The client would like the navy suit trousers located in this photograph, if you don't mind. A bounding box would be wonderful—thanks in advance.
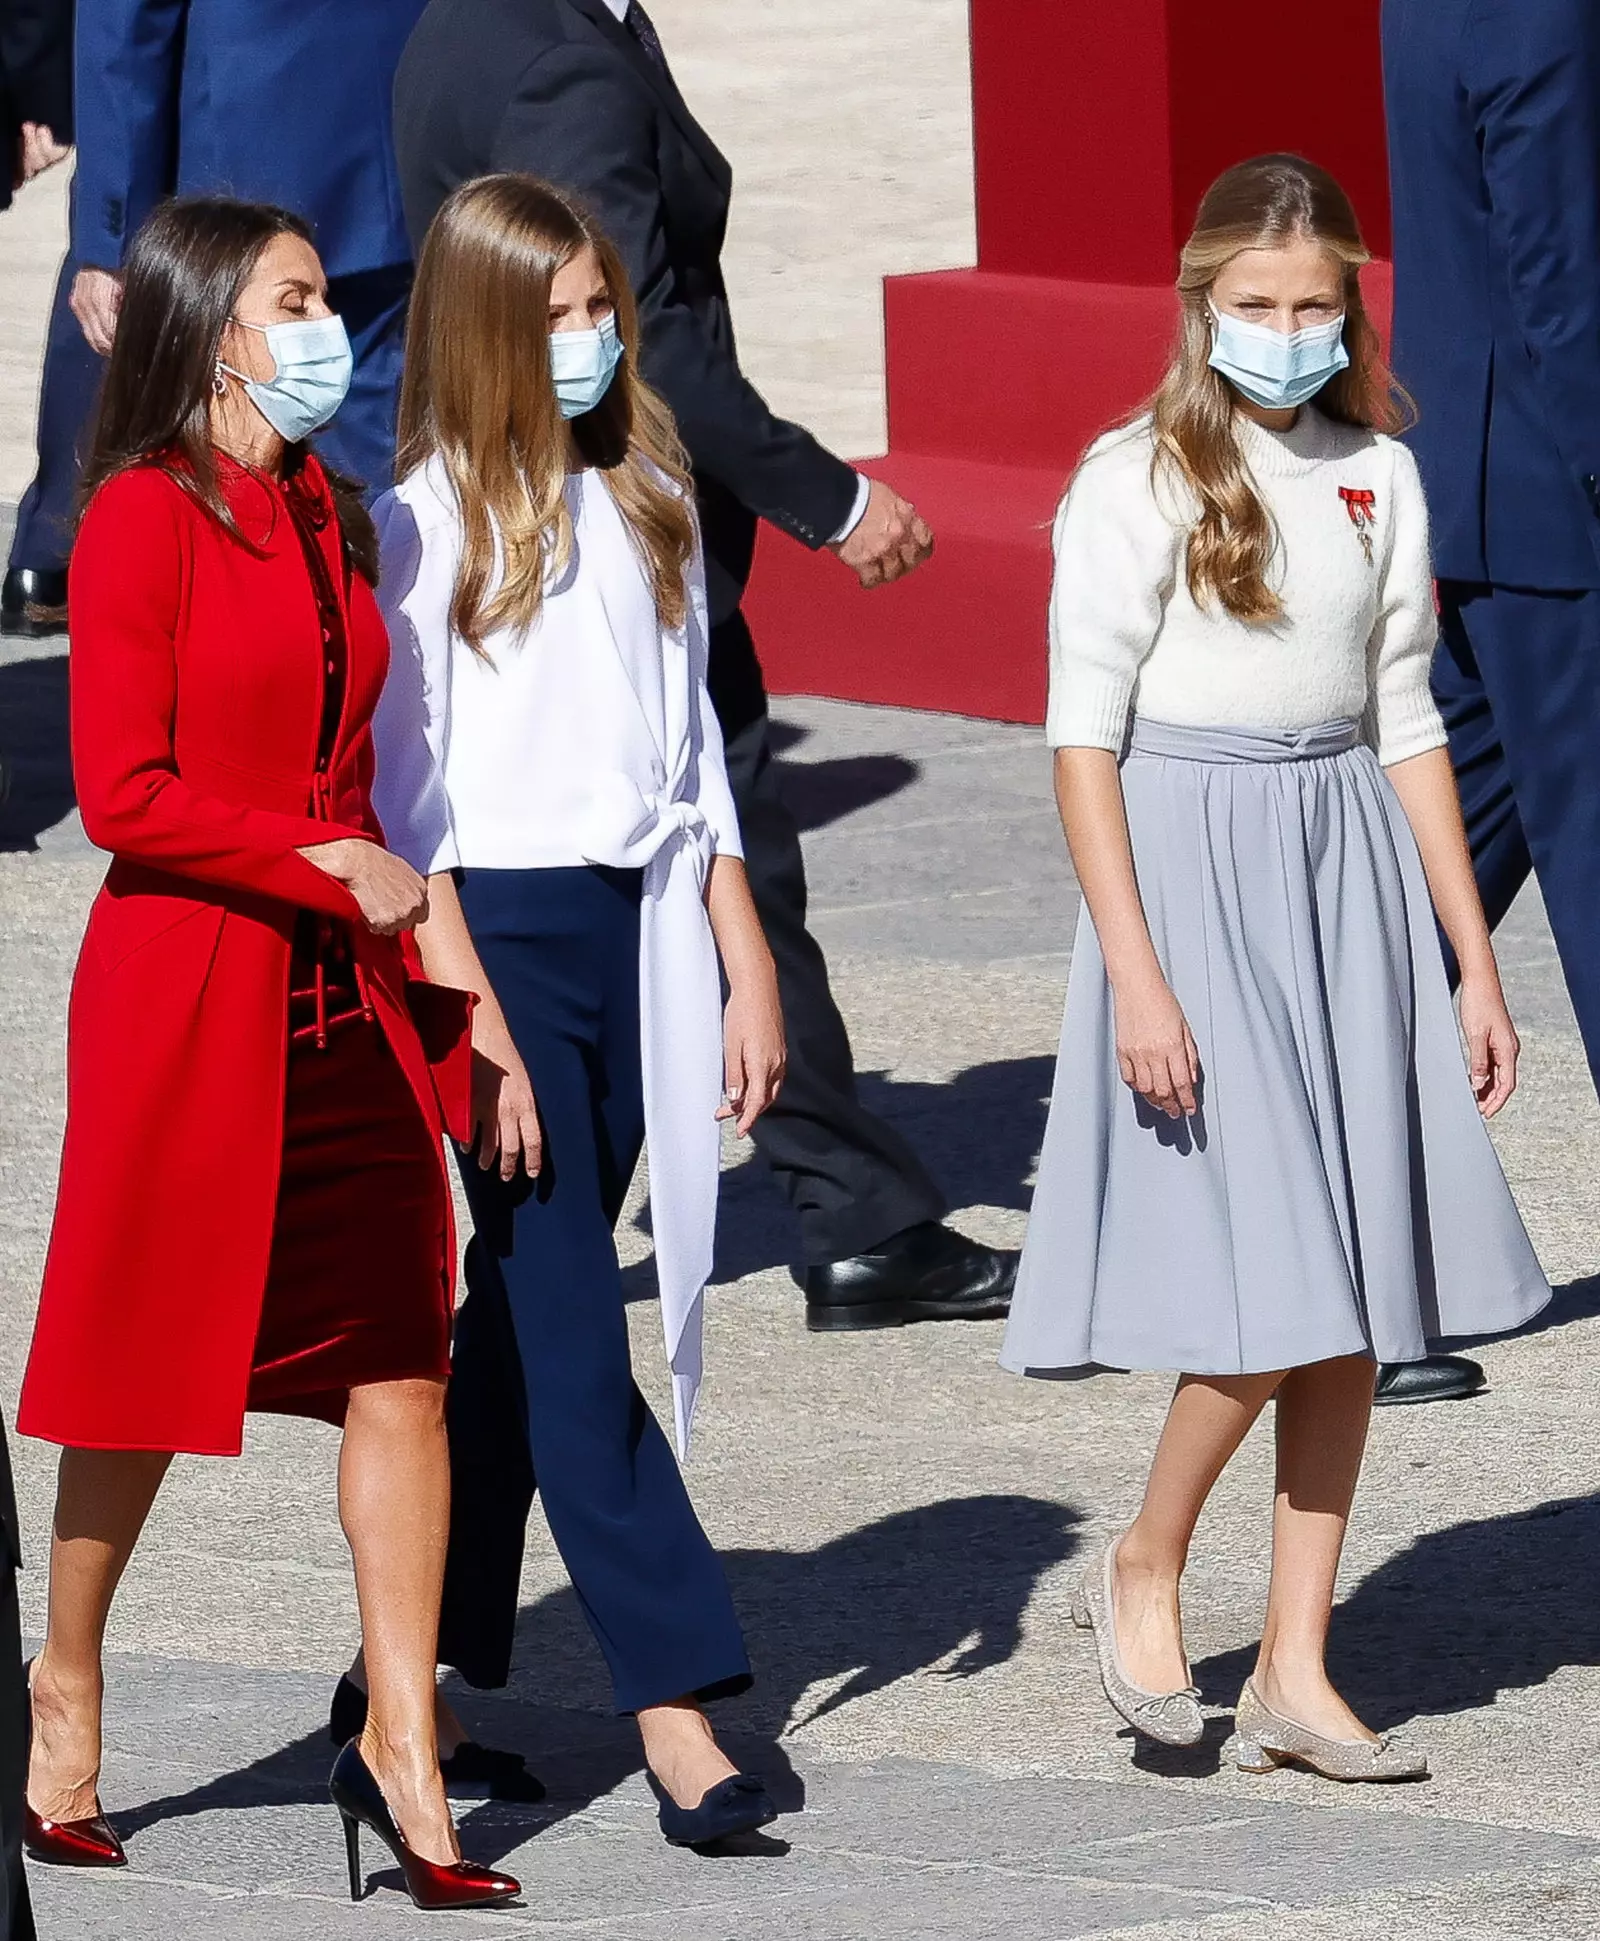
[435,864,750,1713]
[7,252,100,576]
[1435,581,1600,1095]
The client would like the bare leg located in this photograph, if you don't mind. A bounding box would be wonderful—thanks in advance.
[29,1448,173,1821]
[343,1647,468,1758]
[1252,1353,1377,1741]
[637,1699,739,1808]
[340,1378,458,1865]
[1114,1371,1284,1692]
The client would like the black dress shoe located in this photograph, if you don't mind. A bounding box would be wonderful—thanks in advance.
[798,1220,1017,1332]
[0,567,69,638]
[646,1770,778,1848]
[328,1674,545,1801]
[1374,1354,1486,1406]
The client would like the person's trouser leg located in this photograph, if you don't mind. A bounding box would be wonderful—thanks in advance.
[7,253,102,578]
[1439,582,1600,1096]
[438,866,749,1710]
[314,263,412,498]
[718,692,946,1263]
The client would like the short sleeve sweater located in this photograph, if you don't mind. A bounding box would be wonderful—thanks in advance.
[1044,407,1447,767]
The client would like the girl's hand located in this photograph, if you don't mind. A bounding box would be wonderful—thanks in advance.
[1114,973,1200,1119]
[468,1016,543,1181]
[1459,969,1519,1118]
[299,837,428,936]
[719,977,786,1137]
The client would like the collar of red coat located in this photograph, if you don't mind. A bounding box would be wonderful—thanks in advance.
[146,445,335,548]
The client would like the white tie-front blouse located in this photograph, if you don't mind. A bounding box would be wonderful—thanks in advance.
[369,456,742,1453]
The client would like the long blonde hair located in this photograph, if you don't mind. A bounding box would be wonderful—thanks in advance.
[1141,154,1411,625]
[397,174,695,655]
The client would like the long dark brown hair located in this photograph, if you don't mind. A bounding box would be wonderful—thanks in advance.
[397,174,696,657]
[1141,154,1411,624]
[79,196,378,581]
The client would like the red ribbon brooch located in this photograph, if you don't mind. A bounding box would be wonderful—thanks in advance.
[1339,487,1377,565]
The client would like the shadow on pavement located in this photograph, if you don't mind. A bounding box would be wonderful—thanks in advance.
[1192,1487,1600,1734]
[0,651,71,851]
[109,1495,1080,1869]
[623,1054,1054,1293]
[768,715,922,835]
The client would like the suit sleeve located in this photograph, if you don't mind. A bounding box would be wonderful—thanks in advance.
[0,0,75,137]
[70,0,186,269]
[1466,0,1600,519]
[69,471,369,916]
[490,44,859,550]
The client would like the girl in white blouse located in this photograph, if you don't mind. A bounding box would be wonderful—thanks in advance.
[1001,156,1546,1780]
[369,175,784,1847]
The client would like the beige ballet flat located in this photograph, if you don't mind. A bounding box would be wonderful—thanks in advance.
[1068,1541,1203,1747]
[1226,1679,1428,1782]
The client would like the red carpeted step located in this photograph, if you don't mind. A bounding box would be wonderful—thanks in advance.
[746,451,1066,724]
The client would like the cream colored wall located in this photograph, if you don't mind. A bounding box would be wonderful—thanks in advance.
[0,2,975,501]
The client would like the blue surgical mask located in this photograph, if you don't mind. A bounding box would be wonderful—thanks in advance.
[220,314,354,442]
[550,313,623,420]
[1207,305,1349,411]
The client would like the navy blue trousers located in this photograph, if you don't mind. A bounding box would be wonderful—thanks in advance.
[435,865,751,1713]
[1436,581,1600,1095]
[7,253,100,576]
[7,260,410,575]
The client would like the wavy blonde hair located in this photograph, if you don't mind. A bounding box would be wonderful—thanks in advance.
[397,174,695,656]
[1140,154,1412,625]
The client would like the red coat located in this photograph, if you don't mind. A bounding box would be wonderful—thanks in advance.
[18,455,468,1455]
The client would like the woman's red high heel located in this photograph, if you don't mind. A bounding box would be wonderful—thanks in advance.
[22,1802,127,1868]
[329,1738,521,1911]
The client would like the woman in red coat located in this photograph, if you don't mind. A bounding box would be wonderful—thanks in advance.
[16,198,518,1912]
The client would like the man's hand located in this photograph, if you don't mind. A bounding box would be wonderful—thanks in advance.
[831,477,935,588]
[71,268,124,355]
[15,123,71,190]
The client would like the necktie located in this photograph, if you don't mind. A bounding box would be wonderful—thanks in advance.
[623,0,669,73]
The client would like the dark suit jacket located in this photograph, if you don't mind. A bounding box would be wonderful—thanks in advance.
[72,0,426,278]
[0,0,73,214]
[1385,0,1600,589]
[393,0,859,728]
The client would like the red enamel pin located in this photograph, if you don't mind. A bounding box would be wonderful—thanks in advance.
[1339,487,1377,565]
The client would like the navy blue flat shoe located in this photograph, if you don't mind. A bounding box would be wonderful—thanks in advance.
[648,1770,779,1848]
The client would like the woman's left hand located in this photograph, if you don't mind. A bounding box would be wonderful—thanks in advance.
[1459,969,1519,1119]
[719,978,786,1136]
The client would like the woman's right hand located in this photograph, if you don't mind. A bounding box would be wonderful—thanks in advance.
[1114,972,1201,1119]
[469,1015,544,1182]
[298,837,429,936]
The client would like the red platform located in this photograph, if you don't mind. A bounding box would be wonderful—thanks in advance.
[745,0,1392,724]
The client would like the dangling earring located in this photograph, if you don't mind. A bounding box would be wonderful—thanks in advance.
[212,361,228,398]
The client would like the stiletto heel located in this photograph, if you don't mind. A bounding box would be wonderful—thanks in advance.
[23,1659,128,1869]
[341,1810,363,1901]
[329,1739,521,1910]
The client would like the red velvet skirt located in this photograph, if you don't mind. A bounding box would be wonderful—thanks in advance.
[247,959,451,1426]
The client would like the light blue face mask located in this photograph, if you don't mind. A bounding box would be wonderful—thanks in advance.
[550,313,623,420]
[1207,305,1350,411]
[220,313,354,442]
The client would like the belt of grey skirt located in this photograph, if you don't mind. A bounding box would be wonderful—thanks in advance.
[1000,718,1550,1379]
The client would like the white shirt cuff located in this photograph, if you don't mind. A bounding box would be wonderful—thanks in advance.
[829,472,873,545]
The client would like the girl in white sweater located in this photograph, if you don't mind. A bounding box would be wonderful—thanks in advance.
[1002,155,1546,1779]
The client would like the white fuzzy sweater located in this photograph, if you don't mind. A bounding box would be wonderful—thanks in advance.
[1045,408,1447,766]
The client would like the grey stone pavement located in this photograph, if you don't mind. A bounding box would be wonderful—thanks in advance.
[5,1,1600,1933]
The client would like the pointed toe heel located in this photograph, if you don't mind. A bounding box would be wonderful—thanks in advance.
[22,1803,128,1868]
[329,1739,522,1910]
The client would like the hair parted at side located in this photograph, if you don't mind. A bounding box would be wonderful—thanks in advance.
[1135,153,1413,625]
[398,173,696,656]
[79,196,377,581]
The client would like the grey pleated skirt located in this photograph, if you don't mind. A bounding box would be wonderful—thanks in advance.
[1001,718,1550,1378]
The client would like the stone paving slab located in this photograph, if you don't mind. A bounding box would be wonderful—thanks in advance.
[26,1653,1597,1940]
